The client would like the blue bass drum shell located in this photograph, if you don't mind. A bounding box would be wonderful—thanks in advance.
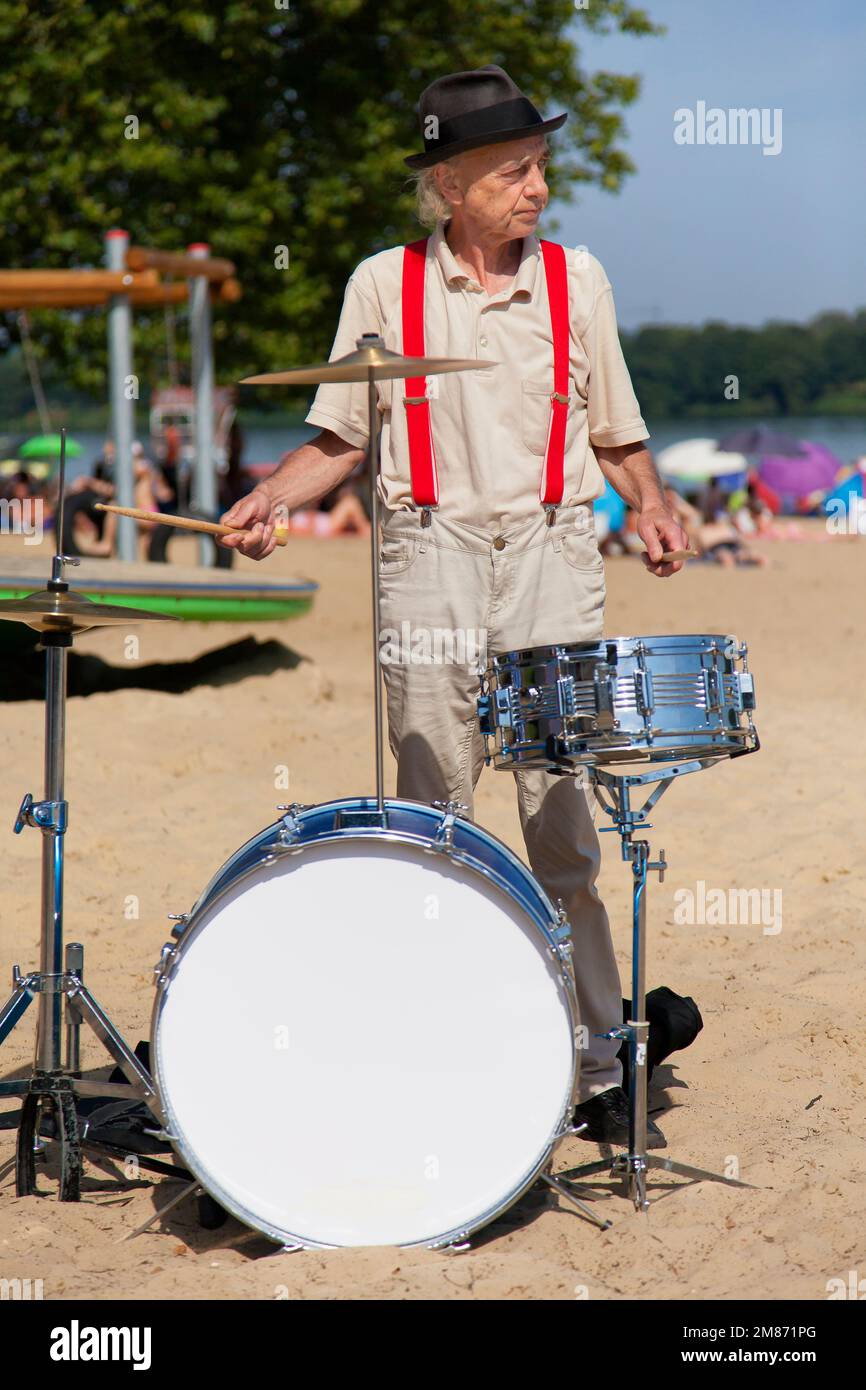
[173,797,567,953]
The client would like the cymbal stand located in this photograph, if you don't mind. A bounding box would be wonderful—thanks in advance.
[361,335,386,815]
[0,431,160,1198]
[555,758,753,1212]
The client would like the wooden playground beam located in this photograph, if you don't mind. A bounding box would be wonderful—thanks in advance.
[0,278,242,310]
[126,246,236,281]
[0,269,159,293]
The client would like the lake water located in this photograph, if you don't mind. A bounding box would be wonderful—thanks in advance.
[63,413,865,482]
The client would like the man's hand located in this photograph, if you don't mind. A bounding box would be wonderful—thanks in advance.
[218,488,278,560]
[637,505,691,578]
[595,442,690,578]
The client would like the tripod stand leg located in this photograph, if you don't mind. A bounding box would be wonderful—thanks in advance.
[0,980,33,1048]
[56,1085,81,1201]
[15,1094,39,1195]
[540,1172,612,1230]
[72,985,157,1100]
[646,1155,752,1189]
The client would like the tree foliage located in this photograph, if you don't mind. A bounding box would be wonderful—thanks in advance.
[622,311,866,417]
[0,0,659,402]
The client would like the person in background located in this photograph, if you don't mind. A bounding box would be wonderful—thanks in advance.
[156,424,181,510]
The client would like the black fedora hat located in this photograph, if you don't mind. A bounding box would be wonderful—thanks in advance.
[405,64,567,170]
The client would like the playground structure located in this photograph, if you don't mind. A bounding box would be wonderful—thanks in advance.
[0,234,242,562]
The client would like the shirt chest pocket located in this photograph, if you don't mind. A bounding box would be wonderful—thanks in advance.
[521,377,581,456]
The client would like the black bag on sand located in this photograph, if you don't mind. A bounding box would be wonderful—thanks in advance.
[617,985,703,1096]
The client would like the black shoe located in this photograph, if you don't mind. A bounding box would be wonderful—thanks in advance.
[572,1086,667,1150]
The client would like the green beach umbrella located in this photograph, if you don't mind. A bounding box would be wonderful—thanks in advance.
[19,434,84,461]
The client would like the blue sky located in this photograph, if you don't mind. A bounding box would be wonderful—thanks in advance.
[552,0,865,328]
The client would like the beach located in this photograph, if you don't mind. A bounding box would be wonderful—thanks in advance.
[0,525,863,1300]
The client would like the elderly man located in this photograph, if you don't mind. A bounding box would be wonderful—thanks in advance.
[221,65,689,1147]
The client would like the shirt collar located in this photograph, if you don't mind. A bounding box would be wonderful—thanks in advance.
[430,222,540,301]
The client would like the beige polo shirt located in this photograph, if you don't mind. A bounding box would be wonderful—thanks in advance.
[306,222,648,533]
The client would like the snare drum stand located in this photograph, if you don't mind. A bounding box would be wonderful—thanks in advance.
[557,760,752,1212]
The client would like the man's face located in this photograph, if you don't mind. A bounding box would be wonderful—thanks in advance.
[439,135,550,238]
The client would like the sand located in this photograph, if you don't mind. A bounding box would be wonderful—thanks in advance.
[1,525,863,1300]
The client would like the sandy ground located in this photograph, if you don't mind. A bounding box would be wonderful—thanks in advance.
[0,525,863,1301]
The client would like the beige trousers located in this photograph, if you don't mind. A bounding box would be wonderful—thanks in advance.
[378,503,623,1102]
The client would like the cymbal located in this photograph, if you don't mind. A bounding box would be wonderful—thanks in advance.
[241,343,497,386]
[0,587,178,635]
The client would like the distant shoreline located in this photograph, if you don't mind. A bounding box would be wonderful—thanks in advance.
[1,402,863,436]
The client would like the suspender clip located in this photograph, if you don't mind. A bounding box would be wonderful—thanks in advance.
[544,504,558,526]
[420,507,433,528]
[403,395,428,406]
[550,392,570,405]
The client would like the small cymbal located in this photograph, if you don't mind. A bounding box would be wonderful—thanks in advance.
[241,343,496,386]
[0,588,178,635]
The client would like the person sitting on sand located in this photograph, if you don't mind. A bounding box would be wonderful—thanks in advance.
[665,486,767,568]
[62,443,169,560]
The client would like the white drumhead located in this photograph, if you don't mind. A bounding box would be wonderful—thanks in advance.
[155,837,575,1247]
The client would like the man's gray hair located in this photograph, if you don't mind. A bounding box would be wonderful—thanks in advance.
[409,162,456,229]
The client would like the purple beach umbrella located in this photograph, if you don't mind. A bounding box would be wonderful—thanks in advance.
[758,441,842,510]
[718,425,806,458]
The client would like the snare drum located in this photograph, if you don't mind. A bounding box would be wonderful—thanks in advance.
[151,798,579,1249]
[479,634,758,771]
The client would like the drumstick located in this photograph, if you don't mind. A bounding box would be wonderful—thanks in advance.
[658,548,699,562]
[95,503,289,547]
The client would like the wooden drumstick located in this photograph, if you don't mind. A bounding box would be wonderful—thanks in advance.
[658,548,699,562]
[95,503,289,546]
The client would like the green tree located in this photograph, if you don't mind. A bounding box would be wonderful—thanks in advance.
[0,0,660,408]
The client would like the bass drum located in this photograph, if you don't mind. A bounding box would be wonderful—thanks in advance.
[151,798,579,1249]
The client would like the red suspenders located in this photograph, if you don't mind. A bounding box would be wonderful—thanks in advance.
[400,236,570,512]
[401,239,439,507]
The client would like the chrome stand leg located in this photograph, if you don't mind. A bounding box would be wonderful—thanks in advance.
[121,1179,202,1242]
[0,971,33,1053]
[64,942,84,1076]
[540,1172,612,1231]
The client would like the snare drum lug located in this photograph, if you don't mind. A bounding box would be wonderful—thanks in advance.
[735,671,756,711]
[493,687,514,728]
[634,667,654,717]
[556,675,576,720]
[704,667,722,712]
[477,691,492,734]
[592,664,616,731]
